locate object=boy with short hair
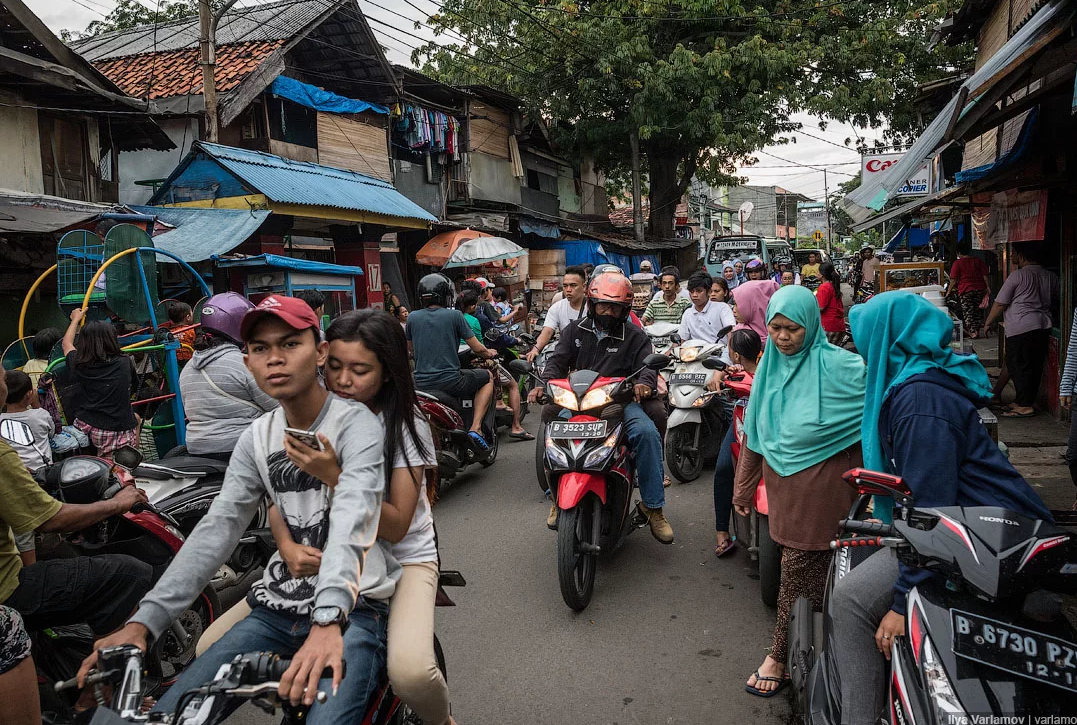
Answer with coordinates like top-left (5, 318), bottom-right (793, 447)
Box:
top-left (1, 370), bottom-right (55, 565)
top-left (160, 301), bottom-right (195, 363)
top-left (79, 295), bottom-right (397, 722)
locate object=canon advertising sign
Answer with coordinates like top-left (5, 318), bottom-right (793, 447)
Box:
top-left (861, 153), bottom-right (930, 196)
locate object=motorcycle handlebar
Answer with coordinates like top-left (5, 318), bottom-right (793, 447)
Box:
top-left (242, 652), bottom-right (344, 684)
top-left (840, 519), bottom-right (895, 537)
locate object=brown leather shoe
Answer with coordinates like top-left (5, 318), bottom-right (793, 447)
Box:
top-left (547, 503), bottom-right (559, 529)
top-left (637, 503), bottom-right (674, 544)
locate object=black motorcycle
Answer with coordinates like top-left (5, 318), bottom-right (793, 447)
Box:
top-left (788, 468), bottom-right (1077, 724)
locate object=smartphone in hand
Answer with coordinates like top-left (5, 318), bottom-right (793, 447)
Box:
top-left (284, 427), bottom-right (322, 450)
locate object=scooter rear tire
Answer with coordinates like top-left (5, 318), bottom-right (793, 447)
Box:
top-left (557, 496), bottom-right (597, 611)
top-left (535, 424), bottom-right (549, 493)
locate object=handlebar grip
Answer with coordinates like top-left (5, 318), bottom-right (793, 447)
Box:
top-left (130, 502), bottom-right (147, 515)
top-left (840, 519), bottom-right (894, 537)
top-left (265, 656), bottom-right (345, 683)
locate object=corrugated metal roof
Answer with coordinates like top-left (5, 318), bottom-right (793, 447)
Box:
top-left (130, 205), bottom-right (272, 261)
top-left (196, 141), bottom-right (438, 223)
top-left (70, 0), bottom-right (341, 61)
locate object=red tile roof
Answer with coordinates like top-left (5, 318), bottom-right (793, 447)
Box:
top-left (93, 40), bottom-right (285, 100)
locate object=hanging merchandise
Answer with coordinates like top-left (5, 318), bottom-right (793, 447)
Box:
top-left (395, 104), bottom-right (462, 159)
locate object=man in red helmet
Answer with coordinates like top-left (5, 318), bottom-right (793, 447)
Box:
top-left (528, 270), bottom-right (674, 543)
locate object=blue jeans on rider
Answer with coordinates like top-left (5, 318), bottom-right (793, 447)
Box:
top-left (712, 422), bottom-right (736, 532)
top-left (623, 402), bottom-right (664, 509)
top-left (152, 598), bottom-right (389, 724)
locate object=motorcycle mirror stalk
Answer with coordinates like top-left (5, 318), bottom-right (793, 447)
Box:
top-left (702, 356), bottom-right (727, 371)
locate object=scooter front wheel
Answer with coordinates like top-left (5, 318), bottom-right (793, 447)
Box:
top-left (557, 495), bottom-right (598, 611)
top-left (665, 425), bottom-right (703, 482)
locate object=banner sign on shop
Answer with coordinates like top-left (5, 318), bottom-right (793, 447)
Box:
top-left (861, 153), bottom-right (930, 196)
top-left (971, 189), bottom-right (1047, 250)
top-left (796, 202), bottom-right (827, 243)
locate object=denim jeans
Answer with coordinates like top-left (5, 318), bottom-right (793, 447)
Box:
top-left (712, 422), bottom-right (736, 532)
top-left (153, 599), bottom-right (389, 724)
top-left (623, 402), bottom-right (664, 509)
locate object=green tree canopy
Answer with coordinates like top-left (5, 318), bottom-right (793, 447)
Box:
top-left (62, 0), bottom-right (200, 41)
top-left (418, 0), bottom-right (970, 236)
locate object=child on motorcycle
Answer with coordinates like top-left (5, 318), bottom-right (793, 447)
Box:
top-left (80, 295), bottom-right (397, 724)
top-left (833, 292), bottom-right (1052, 725)
top-left (196, 309), bottom-right (458, 725)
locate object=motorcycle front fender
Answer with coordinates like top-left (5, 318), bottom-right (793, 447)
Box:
top-left (667, 408), bottom-right (701, 428)
top-left (558, 471), bottom-right (607, 508)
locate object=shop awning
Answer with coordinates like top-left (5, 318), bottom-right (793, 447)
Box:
top-left (842, 0), bottom-right (1074, 222)
top-left (213, 253), bottom-right (363, 276)
top-left (130, 205), bottom-right (271, 262)
top-left (850, 186), bottom-right (962, 233)
top-left (0, 189), bottom-right (112, 233)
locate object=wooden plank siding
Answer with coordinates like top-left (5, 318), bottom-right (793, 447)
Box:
top-left (316, 111), bottom-right (392, 182)
top-left (468, 107), bottom-right (510, 159)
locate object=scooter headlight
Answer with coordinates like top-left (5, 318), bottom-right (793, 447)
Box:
top-left (580, 383), bottom-right (618, 411)
top-left (677, 346), bottom-right (702, 362)
top-left (549, 386), bottom-right (579, 411)
top-left (921, 635), bottom-right (965, 721)
top-left (583, 425), bottom-right (622, 469)
top-left (545, 437), bottom-right (570, 469)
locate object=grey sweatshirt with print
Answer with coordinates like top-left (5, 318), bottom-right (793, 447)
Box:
top-left (129, 394), bottom-right (398, 640)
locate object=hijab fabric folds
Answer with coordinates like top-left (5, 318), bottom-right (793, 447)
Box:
top-left (849, 291), bottom-right (993, 474)
top-left (722, 261), bottom-right (741, 290)
top-left (742, 285), bottom-right (866, 477)
top-left (731, 280), bottom-right (780, 346)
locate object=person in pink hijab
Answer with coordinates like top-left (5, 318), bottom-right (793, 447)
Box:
top-left (732, 280), bottom-right (781, 347)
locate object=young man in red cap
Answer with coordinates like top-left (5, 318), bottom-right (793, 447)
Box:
top-left (79, 295), bottom-right (397, 723)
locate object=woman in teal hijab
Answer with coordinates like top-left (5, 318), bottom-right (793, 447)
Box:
top-left (733, 285), bottom-right (866, 697)
top-left (830, 292), bottom-right (1051, 725)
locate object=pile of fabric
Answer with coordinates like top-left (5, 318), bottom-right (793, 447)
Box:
top-left (393, 104), bottom-right (462, 160)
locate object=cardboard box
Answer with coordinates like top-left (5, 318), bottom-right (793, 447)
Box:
top-left (529, 249), bottom-right (566, 266)
top-left (529, 262), bottom-right (566, 278)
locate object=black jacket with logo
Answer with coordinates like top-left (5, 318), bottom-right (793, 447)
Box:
top-left (543, 317), bottom-right (657, 390)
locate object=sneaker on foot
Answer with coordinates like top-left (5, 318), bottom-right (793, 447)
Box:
top-left (638, 503), bottom-right (674, 544)
top-left (547, 503), bottom-right (558, 529)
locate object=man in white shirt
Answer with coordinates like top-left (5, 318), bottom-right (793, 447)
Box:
top-left (679, 272), bottom-right (735, 345)
top-left (526, 265), bottom-right (588, 361)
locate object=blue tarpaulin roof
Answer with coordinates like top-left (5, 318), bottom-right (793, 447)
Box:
top-left (167, 142), bottom-right (438, 224)
top-left (213, 253), bottom-right (363, 276)
top-left (130, 205), bottom-right (271, 262)
top-left (269, 76), bottom-right (390, 116)
top-left (884, 226), bottom-right (931, 253)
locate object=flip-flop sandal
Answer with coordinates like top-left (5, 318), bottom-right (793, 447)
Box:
top-left (1000, 410), bottom-right (1035, 418)
top-left (745, 671), bottom-right (790, 698)
top-left (714, 538), bottom-right (735, 558)
top-left (663, 476), bottom-right (673, 488)
top-left (508, 431), bottom-right (535, 441)
top-left (468, 431), bottom-right (490, 451)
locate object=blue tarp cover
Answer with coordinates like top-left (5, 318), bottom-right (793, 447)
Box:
top-left (519, 217), bottom-right (561, 238)
top-left (213, 253), bottom-right (364, 276)
top-left (526, 239), bottom-right (658, 274)
top-left (270, 76), bottom-right (390, 116)
top-left (884, 226), bottom-right (931, 253)
top-left (130, 205), bottom-right (271, 262)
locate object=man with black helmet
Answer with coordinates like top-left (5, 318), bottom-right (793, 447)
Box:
top-left (407, 273), bottom-right (498, 450)
top-left (528, 270), bottom-right (674, 543)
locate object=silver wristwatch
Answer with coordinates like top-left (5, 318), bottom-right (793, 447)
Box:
top-left (311, 605), bottom-right (346, 628)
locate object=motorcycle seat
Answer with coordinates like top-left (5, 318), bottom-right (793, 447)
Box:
top-left (418, 388), bottom-right (463, 412)
top-left (137, 456), bottom-right (229, 479)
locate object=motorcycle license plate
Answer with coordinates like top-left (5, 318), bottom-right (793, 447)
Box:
top-left (549, 421), bottom-right (608, 439)
top-left (951, 609), bottom-right (1077, 692)
top-left (668, 373), bottom-right (706, 385)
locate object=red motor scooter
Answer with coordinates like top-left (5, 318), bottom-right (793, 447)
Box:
top-left (511, 354), bottom-right (670, 611)
top-left (701, 358), bottom-right (781, 608)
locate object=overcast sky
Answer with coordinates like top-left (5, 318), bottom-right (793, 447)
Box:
top-left (29, 0), bottom-right (892, 203)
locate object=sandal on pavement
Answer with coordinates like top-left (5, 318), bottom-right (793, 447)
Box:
top-left (1000, 409), bottom-right (1035, 418)
top-left (663, 476), bottom-right (673, 488)
top-left (714, 538), bottom-right (735, 558)
top-left (508, 430), bottom-right (535, 441)
top-left (468, 431), bottom-right (490, 451)
top-left (745, 671), bottom-right (790, 698)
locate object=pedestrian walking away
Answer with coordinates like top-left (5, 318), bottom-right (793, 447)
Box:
top-left (948, 241), bottom-right (991, 338)
top-left (732, 285), bottom-right (864, 697)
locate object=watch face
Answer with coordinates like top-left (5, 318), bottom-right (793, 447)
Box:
top-left (313, 606), bottom-right (341, 625)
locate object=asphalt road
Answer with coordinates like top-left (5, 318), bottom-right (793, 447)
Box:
top-left (231, 414), bottom-right (792, 725)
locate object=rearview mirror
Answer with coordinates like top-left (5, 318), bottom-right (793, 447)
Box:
top-left (112, 445), bottom-right (144, 471)
top-left (669, 333), bottom-right (682, 345)
top-left (508, 359), bottom-right (533, 376)
top-left (716, 325), bottom-right (734, 340)
top-left (702, 356), bottom-right (727, 371)
top-left (0, 419), bottom-right (34, 447)
top-left (644, 354), bottom-right (671, 370)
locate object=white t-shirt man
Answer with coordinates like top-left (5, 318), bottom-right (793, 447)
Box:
top-left (543, 297), bottom-right (586, 335)
top-left (386, 411), bottom-right (438, 565)
top-left (680, 300), bottom-right (735, 346)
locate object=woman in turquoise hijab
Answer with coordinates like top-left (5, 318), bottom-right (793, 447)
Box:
top-left (830, 292), bottom-right (1051, 725)
top-left (733, 285), bottom-right (866, 697)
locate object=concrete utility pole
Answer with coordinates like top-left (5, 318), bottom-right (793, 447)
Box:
top-left (630, 129), bottom-right (644, 243)
top-left (823, 169), bottom-right (833, 256)
top-left (199, 0), bottom-right (239, 143)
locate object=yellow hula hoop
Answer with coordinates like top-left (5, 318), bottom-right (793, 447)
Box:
top-left (19, 264), bottom-right (58, 348)
top-left (81, 247), bottom-right (142, 315)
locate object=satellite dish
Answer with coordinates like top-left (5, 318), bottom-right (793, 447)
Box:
top-left (738, 201), bottom-right (754, 221)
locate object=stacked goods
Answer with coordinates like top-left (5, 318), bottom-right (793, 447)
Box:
top-left (528, 249), bottom-right (566, 279)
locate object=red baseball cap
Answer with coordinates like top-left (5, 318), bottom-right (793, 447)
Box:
top-left (240, 295), bottom-right (321, 341)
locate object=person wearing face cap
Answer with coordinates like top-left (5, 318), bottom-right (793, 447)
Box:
top-left (827, 292), bottom-right (1051, 724)
top-left (732, 285), bottom-right (865, 698)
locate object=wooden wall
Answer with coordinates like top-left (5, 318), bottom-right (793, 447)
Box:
top-left (317, 111), bottom-right (392, 182)
top-left (468, 106), bottom-right (510, 160)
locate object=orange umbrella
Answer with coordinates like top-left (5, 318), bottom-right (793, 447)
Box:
top-left (415, 229), bottom-right (492, 266)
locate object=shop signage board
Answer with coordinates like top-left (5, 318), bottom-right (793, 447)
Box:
top-left (862, 153), bottom-right (930, 196)
top-left (971, 189), bottom-right (1048, 249)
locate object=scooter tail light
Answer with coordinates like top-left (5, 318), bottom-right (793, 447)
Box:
top-left (908, 591), bottom-right (925, 666)
top-left (920, 635), bottom-right (966, 722)
top-left (1017, 534), bottom-right (1070, 572)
